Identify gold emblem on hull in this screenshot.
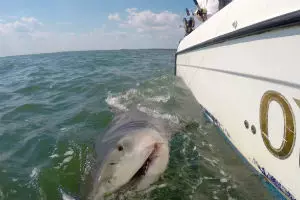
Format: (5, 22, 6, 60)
(260, 91, 296, 160)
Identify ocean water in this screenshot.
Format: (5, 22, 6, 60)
(0, 50, 275, 200)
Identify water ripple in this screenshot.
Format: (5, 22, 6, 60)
(0, 50, 274, 200)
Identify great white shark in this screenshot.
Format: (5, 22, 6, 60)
(86, 109, 177, 200)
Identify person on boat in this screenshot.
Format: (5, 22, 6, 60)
(195, 8, 208, 22)
(193, 0, 232, 22)
(194, 0, 219, 22)
(183, 8, 195, 36)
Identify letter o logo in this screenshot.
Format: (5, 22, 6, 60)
(260, 91, 296, 160)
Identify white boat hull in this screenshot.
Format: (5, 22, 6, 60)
(176, 0, 300, 199)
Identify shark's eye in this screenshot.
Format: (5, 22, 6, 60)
(117, 145, 123, 151)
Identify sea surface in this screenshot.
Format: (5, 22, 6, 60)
(0, 50, 275, 200)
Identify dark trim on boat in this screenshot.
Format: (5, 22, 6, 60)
(174, 39, 182, 76)
(178, 64, 300, 89)
(174, 53, 177, 76)
(176, 10, 300, 55)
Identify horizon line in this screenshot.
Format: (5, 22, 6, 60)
(0, 48, 177, 58)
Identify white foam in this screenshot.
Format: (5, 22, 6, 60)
(213, 195, 219, 200)
(64, 150, 74, 157)
(105, 92, 128, 111)
(12, 178, 18, 182)
(49, 154, 59, 158)
(30, 167, 39, 179)
(62, 156, 73, 165)
(137, 105, 179, 124)
(60, 189, 75, 200)
(0, 187, 4, 199)
(202, 131, 208, 136)
(143, 183, 168, 194)
(28, 167, 40, 189)
(203, 156, 219, 167)
(55, 156, 73, 169)
(220, 178, 228, 183)
(105, 88, 172, 114)
(148, 95, 170, 103)
(82, 157, 92, 179)
(124, 88, 137, 98)
(183, 135, 189, 139)
(60, 127, 72, 132)
(203, 176, 215, 179)
(228, 195, 236, 200)
(181, 148, 186, 154)
(157, 183, 167, 188)
(220, 170, 226, 176)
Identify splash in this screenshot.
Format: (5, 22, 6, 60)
(148, 95, 170, 103)
(30, 168, 39, 179)
(49, 154, 59, 159)
(64, 150, 74, 157)
(60, 189, 76, 200)
(137, 104, 179, 124)
(105, 90, 139, 111)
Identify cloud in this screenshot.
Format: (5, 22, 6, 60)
(126, 8, 138, 13)
(20, 17, 40, 24)
(0, 12, 185, 57)
(108, 13, 120, 21)
(0, 16, 42, 34)
(119, 8, 184, 45)
(120, 8, 181, 33)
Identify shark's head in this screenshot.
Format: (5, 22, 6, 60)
(90, 128, 169, 200)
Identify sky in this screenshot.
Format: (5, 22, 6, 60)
(0, 0, 197, 57)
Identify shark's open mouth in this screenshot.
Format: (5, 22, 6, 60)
(128, 143, 160, 185)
